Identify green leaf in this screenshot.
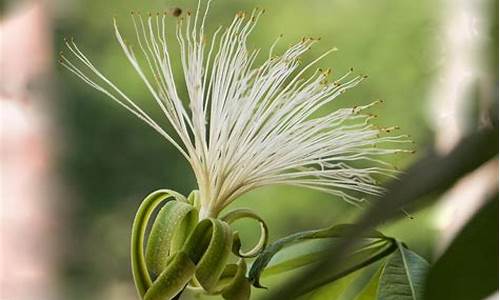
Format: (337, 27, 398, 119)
(248, 224, 391, 288)
(354, 265, 383, 300)
(306, 264, 383, 300)
(262, 239, 387, 278)
(424, 197, 498, 300)
(306, 271, 359, 300)
(378, 242, 429, 300)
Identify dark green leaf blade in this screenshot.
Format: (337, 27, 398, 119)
(424, 197, 498, 300)
(378, 243, 429, 300)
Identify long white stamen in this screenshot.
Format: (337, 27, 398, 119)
(61, 3, 411, 218)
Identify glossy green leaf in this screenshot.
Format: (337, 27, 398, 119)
(378, 242, 429, 300)
(424, 198, 498, 300)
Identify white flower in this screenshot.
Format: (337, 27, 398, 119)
(60, 1, 411, 219)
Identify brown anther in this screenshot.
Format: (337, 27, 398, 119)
(350, 67, 354, 72)
(363, 74, 368, 79)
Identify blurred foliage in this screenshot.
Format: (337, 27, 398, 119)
(424, 196, 498, 300)
(51, 0, 444, 299)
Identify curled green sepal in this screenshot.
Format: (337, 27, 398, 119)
(221, 208, 269, 258)
(183, 218, 234, 293)
(130, 189, 187, 297)
(209, 259, 251, 299)
(187, 190, 201, 210)
(144, 251, 196, 300)
(145, 200, 198, 277)
(221, 259, 251, 300)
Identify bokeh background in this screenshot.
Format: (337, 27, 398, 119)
(1, 0, 497, 299)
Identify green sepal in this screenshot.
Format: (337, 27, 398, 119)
(130, 189, 187, 297)
(187, 190, 201, 210)
(183, 218, 234, 293)
(145, 200, 197, 277)
(144, 251, 196, 300)
(221, 208, 269, 258)
(222, 260, 251, 300)
(170, 207, 198, 255)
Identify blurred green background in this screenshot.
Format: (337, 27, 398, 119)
(52, 0, 442, 299)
